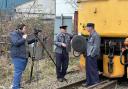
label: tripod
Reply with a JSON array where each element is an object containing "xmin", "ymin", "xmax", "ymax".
[
  {"xmin": 29, "ymin": 38, "xmax": 37, "ymax": 83},
  {"xmin": 29, "ymin": 33, "xmax": 57, "ymax": 83}
]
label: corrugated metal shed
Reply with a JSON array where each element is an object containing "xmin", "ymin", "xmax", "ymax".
[{"xmin": 0, "ymin": 0, "xmax": 32, "ymax": 10}]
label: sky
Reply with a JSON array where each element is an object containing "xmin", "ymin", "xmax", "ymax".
[{"xmin": 56, "ymin": 0, "xmax": 77, "ymax": 16}]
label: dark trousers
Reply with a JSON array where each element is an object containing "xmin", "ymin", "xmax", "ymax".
[
  {"xmin": 55, "ymin": 52, "xmax": 69, "ymax": 79},
  {"xmin": 86, "ymin": 56, "xmax": 99, "ymax": 85}
]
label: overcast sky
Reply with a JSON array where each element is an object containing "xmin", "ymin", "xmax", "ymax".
[{"xmin": 56, "ymin": 0, "xmax": 76, "ymax": 16}]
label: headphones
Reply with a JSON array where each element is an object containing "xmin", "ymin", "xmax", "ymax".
[{"xmin": 16, "ymin": 23, "xmax": 26, "ymax": 30}]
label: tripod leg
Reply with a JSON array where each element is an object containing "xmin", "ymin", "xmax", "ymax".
[
  {"xmin": 29, "ymin": 61, "xmax": 34, "ymax": 83},
  {"xmin": 36, "ymin": 35, "xmax": 57, "ymax": 67}
]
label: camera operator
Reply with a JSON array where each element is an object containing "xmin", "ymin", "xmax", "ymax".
[{"xmin": 10, "ymin": 23, "xmax": 36, "ymax": 89}]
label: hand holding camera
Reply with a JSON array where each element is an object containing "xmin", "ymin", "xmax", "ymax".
[{"xmin": 23, "ymin": 34, "xmax": 27, "ymax": 39}]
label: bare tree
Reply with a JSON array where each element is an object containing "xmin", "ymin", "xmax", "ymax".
[{"xmin": 64, "ymin": 0, "xmax": 78, "ymax": 10}]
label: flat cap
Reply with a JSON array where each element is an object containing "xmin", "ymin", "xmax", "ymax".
[
  {"xmin": 86, "ymin": 23, "xmax": 95, "ymax": 28},
  {"xmin": 60, "ymin": 25, "xmax": 68, "ymax": 29}
]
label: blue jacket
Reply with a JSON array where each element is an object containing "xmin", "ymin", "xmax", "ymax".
[{"xmin": 10, "ymin": 30, "xmax": 35, "ymax": 59}]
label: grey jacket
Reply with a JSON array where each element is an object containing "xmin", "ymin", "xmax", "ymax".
[
  {"xmin": 55, "ymin": 32, "xmax": 72, "ymax": 54},
  {"xmin": 87, "ymin": 31, "xmax": 101, "ymax": 57}
]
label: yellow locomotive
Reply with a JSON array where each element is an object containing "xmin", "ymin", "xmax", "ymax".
[{"xmin": 74, "ymin": 0, "xmax": 128, "ymax": 79}]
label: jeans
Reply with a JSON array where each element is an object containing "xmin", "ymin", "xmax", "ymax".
[{"xmin": 12, "ymin": 57, "xmax": 28, "ymax": 89}]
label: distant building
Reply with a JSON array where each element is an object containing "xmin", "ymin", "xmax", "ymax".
[
  {"xmin": 0, "ymin": 0, "xmax": 32, "ymax": 21},
  {"xmin": 0, "ymin": 0, "xmax": 32, "ymax": 13},
  {"xmin": 14, "ymin": 0, "xmax": 55, "ymax": 20}
]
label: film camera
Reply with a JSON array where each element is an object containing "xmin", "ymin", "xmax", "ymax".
[{"xmin": 33, "ymin": 28, "xmax": 42, "ymax": 35}]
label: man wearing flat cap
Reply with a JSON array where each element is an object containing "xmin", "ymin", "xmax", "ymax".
[
  {"xmin": 83, "ymin": 23, "xmax": 101, "ymax": 86},
  {"xmin": 54, "ymin": 25, "xmax": 72, "ymax": 82}
]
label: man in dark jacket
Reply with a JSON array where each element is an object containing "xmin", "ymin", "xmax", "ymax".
[
  {"xmin": 83, "ymin": 23, "xmax": 101, "ymax": 86},
  {"xmin": 55, "ymin": 26, "xmax": 72, "ymax": 82},
  {"xmin": 10, "ymin": 23, "xmax": 35, "ymax": 89}
]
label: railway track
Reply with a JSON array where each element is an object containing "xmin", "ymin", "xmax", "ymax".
[
  {"xmin": 87, "ymin": 80, "xmax": 117, "ymax": 89},
  {"xmin": 57, "ymin": 79, "xmax": 117, "ymax": 89}
]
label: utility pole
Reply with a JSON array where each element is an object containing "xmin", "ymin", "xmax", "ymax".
[
  {"xmin": 55, "ymin": 0, "xmax": 56, "ymax": 16},
  {"xmin": 5, "ymin": 0, "xmax": 7, "ymax": 9},
  {"xmin": 5, "ymin": 0, "xmax": 7, "ymax": 14},
  {"xmin": 5, "ymin": 0, "xmax": 7, "ymax": 21}
]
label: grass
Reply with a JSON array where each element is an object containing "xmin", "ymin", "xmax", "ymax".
[{"xmin": 0, "ymin": 56, "xmax": 80, "ymax": 89}]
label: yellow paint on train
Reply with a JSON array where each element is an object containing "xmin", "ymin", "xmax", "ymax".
[{"xmin": 78, "ymin": 0, "xmax": 128, "ymax": 37}]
